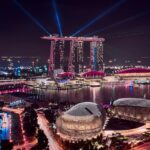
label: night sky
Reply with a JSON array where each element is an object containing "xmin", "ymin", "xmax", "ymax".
[{"xmin": 0, "ymin": 0, "xmax": 150, "ymax": 64}]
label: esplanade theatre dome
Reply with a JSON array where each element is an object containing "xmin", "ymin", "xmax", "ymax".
[
  {"xmin": 56, "ymin": 102, "xmax": 106, "ymax": 141},
  {"xmin": 111, "ymin": 98, "xmax": 150, "ymax": 123}
]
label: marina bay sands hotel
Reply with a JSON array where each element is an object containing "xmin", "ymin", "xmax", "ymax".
[{"xmin": 42, "ymin": 35, "xmax": 105, "ymax": 74}]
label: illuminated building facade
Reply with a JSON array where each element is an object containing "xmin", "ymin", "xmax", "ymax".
[
  {"xmin": 82, "ymin": 70, "xmax": 105, "ymax": 78},
  {"xmin": 56, "ymin": 102, "xmax": 106, "ymax": 142},
  {"xmin": 115, "ymin": 68, "xmax": 150, "ymax": 79},
  {"xmin": 42, "ymin": 36, "xmax": 105, "ymax": 76},
  {"xmin": 72, "ymin": 41, "xmax": 84, "ymax": 73},
  {"xmin": 54, "ymin": 40, "xmax": 65, "ymax": 69},
  {"xmin": 89, "ymin": 40, "xmax": 103, "ymax": 71},
  {"xmin": 111, "ymin": 98, "xmax": 150, "ymax": 127}
]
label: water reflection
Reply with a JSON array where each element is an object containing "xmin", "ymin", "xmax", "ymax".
[{"xmin": 32, "ymin": 84, "xmax": 150, "ymax": 107}]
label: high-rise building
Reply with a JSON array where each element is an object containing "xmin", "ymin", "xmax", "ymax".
[
  {"xmin": 42, "ymin": 36, "xmax": 105, "ymax": 75},
  {"xmin": 72, "ymin": 41, "xmax": 84, "ymax": 73},
  {"xmin": 54, "ymin": 40, "xmax": 65, "ymax": 69},
  {"xmin": 96, "ymin": 41, "xmax": 104, "ymax": 71},
  {"xmin": 89, "ymin": 41, "xmax": 104, "ymax": 71}
]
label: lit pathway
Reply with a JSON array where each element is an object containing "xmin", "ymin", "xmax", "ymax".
[
  {"xmin": 2, "ymin": 106, "xmax": 23, "ymax": 114},
  {"xmin": 132, "ymin": 142, "xmax": 150, "ymax": 150},
  {"xmin": 13, "ymin": 139, "xmax": 37, "ymax": 150},
  {"xmin": 37, "ymin": 113, "xmax": 63, "ymax": 150},
  {"xmin": 0, "ymin": 80, "xmax": 26, "ymax": 86}
]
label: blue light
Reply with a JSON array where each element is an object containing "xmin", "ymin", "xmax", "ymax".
[
  {"xmin": 15, "ymin": 67, "xmax": 21, "ymax": 76},
  {"xmin": 57, "ymin": 79, "xmax": 69, "ymax": 84},
  {"xmin": 0, "ymin": 113, "xmax": 10, "ymax": 140},
  {"xmin": 52, "ymin": 0, "xmax": 63, "ymax": 36},
  {"xmin": 129, "ymin": 84, "xmax": 133, "ymax": 95},
  {"xmin": 71, "ymin": 0, "xmax": 126, "ymax": 36},
  {"xmin": 86, "ymin": 10, "xmax": 150, "ymax": 36},
  {"xmin": 14, "ymin": 0, "xmax": 51, "ymax": 35}
]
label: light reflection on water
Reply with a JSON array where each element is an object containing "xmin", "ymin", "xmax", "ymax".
[{"xmin": 32, "ymin": 84, "xmax": 150, "ymax": 106}]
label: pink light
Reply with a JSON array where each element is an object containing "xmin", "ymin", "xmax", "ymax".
[
  {"xmin": 42, "ymin": 36, "xmax": 105, "ymax": 42},
  {"xmin": 57, "ymin": 72, "xmax": 75, "ymax": 78},
  {"xmin": 82, "ymin": 70, "xmax": 105, "ymax": 77},
  {"xmin": 116, "ymin": 67, "xmax": 150, "ymax": 74},
  {"xmin": 0, "ymin": 88, "xmax": 30, "ymax": 95}
]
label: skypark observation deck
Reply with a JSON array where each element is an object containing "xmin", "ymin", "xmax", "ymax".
[{"xmin": 42, "ymin": 36, "xmax": 105, "ymax": 42}]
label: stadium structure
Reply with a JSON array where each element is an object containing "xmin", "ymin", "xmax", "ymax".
[
  {"xmin": 111, "ymin": 98, "xmax": 150, "ymax": 128},
  {"xmin": 56, "ymin": 102, "xmax": 106, "ymax": 142}
]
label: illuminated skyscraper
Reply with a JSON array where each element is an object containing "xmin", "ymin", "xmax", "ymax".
[
  {"xmin": 54, "ymin": 40, "xmax": 65, "ymax": 69},
  {"xmin": 96, "ymin": 41, "xmax": 104, "ymax": 71},
  {"xmin": 42, "ymin": 36, "xmax": 104, "ymax": 76},
  {"xmin": 90, "ymin": 40, "xmax": 104, "ymax": 71},
  {"xmin": 72, "ymin": 41, "xmax": 84, "ymax": 73}
]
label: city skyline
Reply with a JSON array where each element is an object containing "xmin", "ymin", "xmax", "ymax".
[
  {"xmin": 0, "ymin": 0, "xmax": 150, "ymax": 64},
  {"xmin": 1, "ymin": 1, "xmax": 150, "ymax": 149}
]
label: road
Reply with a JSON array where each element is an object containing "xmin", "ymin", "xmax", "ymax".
[
  {"xmin": 13, "ymin": 139, "xmax": 37, "ymax": 150},
  {"xmin": 37, "ymin": 113, "xmax": 63, "ymax": 150},
  {"xmin": 2, "ymin": 106, "xmax": 37, "ymax": 150},
  {"xmin": 3, "ymin": 106, "xmax": 63, "ymax": 150},
  {"xmin": 132, "ymin": 142, "xmax": 150, "ymax": 150}
]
